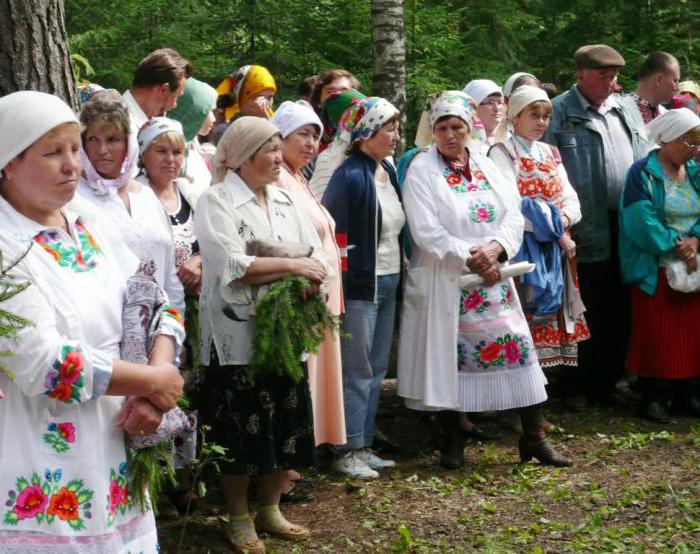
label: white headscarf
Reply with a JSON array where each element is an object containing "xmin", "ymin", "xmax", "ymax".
[
  {"xmin": 270, "ymin": 101, "xmax": 322, "ymax": 138},
  {"xmin": 506, "ymin": 85, "xmax": 550, "ymax": 120},
  {"xmin": 646, "ymin": 108, "xmax": 700, "ymax": 145},
  {"xmin": 502, "ymin": 72, "xmax": 537, "ymax": 98},
  {"xmin": 414, "ymin": 91, "xmax": 475, "ymax": 148},
  {"xmin": 80, "ymin": 99, "xmax": 140, "ymax": 197},
  {"xmin": 137, "ymin": 117, "xmax": 185, "ymax": 155},
  {"xmin": 462, "ymin": 79, "xmax": 502, "ymax": 105},
  {"xmin": 0, "ymin": 91, "xmax": 78, "ymax": 173}
]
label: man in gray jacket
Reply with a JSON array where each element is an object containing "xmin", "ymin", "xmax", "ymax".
[{"xmin": 544, "ymin": 44, "xmax": 646, "ymax": 407}]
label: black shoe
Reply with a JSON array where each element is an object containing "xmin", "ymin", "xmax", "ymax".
[
  {"xmin": 518, "ymin": 437, "xmax": 572, "ymax": 467},
  {"xmin": 639, "ymin": 400, "xmax": 671, "ymax": 424},
  {"xmin": 463, "ymin": 426, "xmax": 502, "ymax": 442},
  {"xmin": 671, "ymin": 396, "xmax": 700, "ymax": 418},
  {"xmin": 280, "ymin": 487, "xmax": 315, "ymax": 504}
]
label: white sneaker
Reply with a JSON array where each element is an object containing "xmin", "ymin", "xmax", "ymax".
[
  {"xmin": 332, "ymin": 451, "xmax": 379, "ymax": 479},
  {"xmin": 357, "ymin": 448, "xmax": 396, "ymax": 469}
]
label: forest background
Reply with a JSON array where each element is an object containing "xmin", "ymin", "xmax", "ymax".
[{"xmin": 66, "ymin": 0, "xmax": 700, "ymax": 142}]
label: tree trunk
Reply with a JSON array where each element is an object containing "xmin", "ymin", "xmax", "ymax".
[
  {"xmin": 0, "ymin": 0, "xmax": 77, "ymax": 109},
  {"xmin": 371, "ymin": 0, "xmax": 406, "ymax": 154}
]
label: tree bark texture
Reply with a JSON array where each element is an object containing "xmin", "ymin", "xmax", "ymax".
[
  {"xmin": 0, "ymin": 0, "xmax": 77, "ymax": 108},
  {"xmin": 371, "ymin": 0, "xmax": 406, "ymax": 154}
]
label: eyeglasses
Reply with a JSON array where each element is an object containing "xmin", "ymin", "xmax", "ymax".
[
  {"xmin": 480, "ymin": 100, "xmax": 504, "ymax": 108},
  {"xmin": 682, "ymin": 140, "xmax": 700, "ymax": 151}
]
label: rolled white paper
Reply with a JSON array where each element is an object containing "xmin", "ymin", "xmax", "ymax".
[{"xmin": 459, "ymin": 261, "xmax": 536, "ymax": 289}]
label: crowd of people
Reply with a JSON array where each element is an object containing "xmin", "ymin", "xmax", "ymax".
[{"xmin": 1, "ymin": 43, "xmax": 699, "ymax": 553}]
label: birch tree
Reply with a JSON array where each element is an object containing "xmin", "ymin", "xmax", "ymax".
[{"xmin": 371, "ymin": 0, "xmax": 406, "ymax": 153}]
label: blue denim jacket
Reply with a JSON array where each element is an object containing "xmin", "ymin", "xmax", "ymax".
[{"xmin": 543, "ymin": 85, "xmax": 645, "ymax": 263}]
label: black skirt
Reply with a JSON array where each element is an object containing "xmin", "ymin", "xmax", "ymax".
[{"xmin": 199, "ymin": 349, "xmax": 316, "ymax": 476}]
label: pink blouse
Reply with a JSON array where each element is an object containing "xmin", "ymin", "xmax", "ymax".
[{"xmin": 275, "ymin": 164, "xmax": 344, "ymax": 316}]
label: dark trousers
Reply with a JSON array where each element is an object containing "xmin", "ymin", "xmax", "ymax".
[{"xmin": 563, "ymin": 212, "xmax": 629, "ymax": 401}]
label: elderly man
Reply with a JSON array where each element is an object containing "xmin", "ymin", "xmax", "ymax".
[
  {"xmin": 544, "ymin": 45, "xmax": 646, "ymax": 408},
  {"xmin": 620, "ymin": 51, "xmax": 680, "ymax": 151},
  {"xmin": 122, "ymin": 48, "xmax": 193, "ymax": 134}
]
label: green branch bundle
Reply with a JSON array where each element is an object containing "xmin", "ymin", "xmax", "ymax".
[
  {"xmin": 250, "ymin": 276, "xmax": 338, "ymax": 383},
  {"xmin": 0, "ymin": 248, "xmax": 33, "ymax": 381}
]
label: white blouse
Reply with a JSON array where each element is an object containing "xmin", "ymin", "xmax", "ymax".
[
  {"xmin": 194, "ymin": 170, "xmax": 328, "ymax": 366},
  {"xmin": 0, "ymin": 196, "xmax": 182, "ymax": 553},
  {"xmin": 73, "ymin": 178, "xmax": 186, "ymax": 317},
  {"xmin": 375, "ymin": 177, "xmax": 405, "ymax": 275}
]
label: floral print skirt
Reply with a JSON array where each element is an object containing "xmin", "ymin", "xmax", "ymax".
[
  {"xmin": 199, "ymin": 350, "xmax": 316, "ymax": 476},
  {"xmin": 455, "ymin": 279, "xmax": 548, "ymax": 412}
]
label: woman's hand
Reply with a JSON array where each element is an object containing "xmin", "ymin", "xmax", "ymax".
[
  {"xmin": 467, "ymin": 241, "xmax": 504, "ymax": 284},
  {"xmin": 302, "ymin": 282, "xmax": 321, "ymax": 301},
  {"xmin": 558, "ymin": 234, "xmax": 577, "ymax": 259},
  {"xmin": 290, "ymin": 258, "xmax": 326, "ymax": 284},
  {"xmin": 249, "ymin": 96, "xmax": 273, "ymax": 119},
  {"xmin": 116, "ymin": 397, "xmax": 163, "ymax": 435},
  {"xmin": 147, "ymin": 363, "xmax": 184, "ymax": 412},
  {"xmin": 676, "ymin": 237, "xmax": 699, "ymax": 263},
  {"xmin": 467, "ymin": 241, "xmax": 504, "ymax": 274},
  {"xmin": 0, "ymin": 387, "xmax": 4, "ymax": 400},
  {"xmin": 177, "ymin": 254, "xmax": 202, "ymax": 295}
]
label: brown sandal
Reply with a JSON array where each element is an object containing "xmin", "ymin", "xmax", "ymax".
[{"xmin": 254, "ymin": 518, "xmax": 310, "ymax": 542}]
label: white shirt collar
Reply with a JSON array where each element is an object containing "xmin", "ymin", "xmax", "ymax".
[
  {"xmin": 575, "ymin": 86, "xmax": 620, "ymax": 115},
  {"xmin": 122, "ymin": 90, "xmax": 149, "ymax": 128},
  {"xmin": 223, "ymin": 170, "xmax": 292, "ymax": 209}
]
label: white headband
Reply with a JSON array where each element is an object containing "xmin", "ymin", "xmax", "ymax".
[{"xmin": 137, "ymin": 117, "xmax": 185, "ymax": 155}]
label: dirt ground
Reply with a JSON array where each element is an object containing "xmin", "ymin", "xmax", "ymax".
[{"xmin": 158, "ymin": 380, "xmax": 700, "ymax": 553}]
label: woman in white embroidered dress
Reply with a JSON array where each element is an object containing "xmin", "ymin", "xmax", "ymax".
[
  {"xmin": 397, "ymin": 91, "xmax": 572, "ymax": 470},
  {"xmin": 73, "ymin": 98, "xmax": 185, "ymax": 316},
  {"xmin": 0, "ymin": 92, "xmax": 184, "ymax": 553}
]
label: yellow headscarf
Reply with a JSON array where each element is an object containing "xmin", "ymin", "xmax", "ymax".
[{"xmin": 216, "ymin": 64, "xmax": 277, "ymax": 121}]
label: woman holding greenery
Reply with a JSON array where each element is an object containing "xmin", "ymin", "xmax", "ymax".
[
  {"xmin": 195, "ymin": 116, "xmax": 328, "ymax": 553},
  {"xmin": 0, "ymin": 91, "xmax": 184, "ymax": 553}
]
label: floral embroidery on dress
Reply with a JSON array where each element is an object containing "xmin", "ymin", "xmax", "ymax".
[
  {"xmin": 472, "ymin": 334, "xmax": 530, "ymax": 368},
  {"xmin": 33, "ymin": 219, "xmax": 103, "ymax": 273},
  {"xmin": 460, "ymin": 288, "xmax": 491, "ymax": 315},
  {"xmin": 516, "ymin": 151, "xmax": 563, "ymax": 201},
  {"xmin": 469, "ymin": 202, "xmax": 496, "ymax": 223},
  {"xmin": 499, "ymin": 284, "xmax": 514, "ymax": 309},
  {"xmin": 457, "ymin": 342, "xmax": 467, "ymax": 366},
  {"xmin": 44, "ymin": 344, "xmax": 85, "ymax": 404},
  {"xmin": 43, "ymin": 422, "xmax": 76, "ymax": 453},
  {"xmin": 443, "ymin": 165, "xmax": 491, "ymax": 194},
  {"xmin": 162, "ymin": 303, "xmax": 184, "ymax": 326},
  {"xmin": 3, "ymin": 468, "xmax": 94, "ymax": 530},
  {"xmin": 106, "ymin": 463, "xmax": 131, "ymax": 527}
]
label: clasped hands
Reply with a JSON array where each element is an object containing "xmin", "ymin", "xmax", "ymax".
[
  {"xmin": 116, "ymin": 362, "xmax": 183, "ymax": 436},
  {"xmin": 467, "ymin": 241, "xmax": 504, "ymax": 286},
  {"xmin": 676, "ymin": 236, "xmax": 700, "ymax": 273}
]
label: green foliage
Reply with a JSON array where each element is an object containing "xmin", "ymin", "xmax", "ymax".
[
  {"xmin": 127, "ymin": 443, "xmax": 176, "ymax": 514},
  {"xmin": 0, "ymin": 247, "xmax": 33, "ymax": 382},
  {"xmin": 250, "ymin": 275, "xmax": 338, "ymax": 383},
  {"xmin": 67, "ymin": 0, "xmax": 700, "ymax": 145}
]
